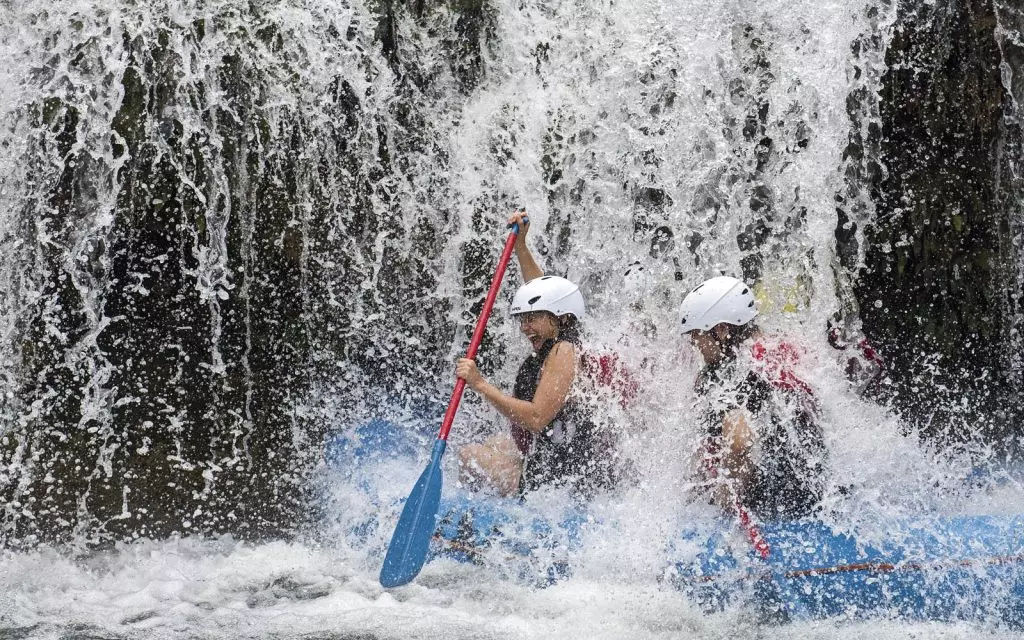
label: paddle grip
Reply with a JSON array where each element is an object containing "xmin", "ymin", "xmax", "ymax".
[{"xmin": 437, "ymin": 221, "xmax": 523, "ymax": 441}]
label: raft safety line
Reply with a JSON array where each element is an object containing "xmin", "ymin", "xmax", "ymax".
[
  {"xmin": 782, "ymin": 553, "xmax": 1024, "ymax": 579},
  {"xmin": 436, "ymin": 535, "xmax": 1024, "ymax": 584},
  {"xmin": 679, "ymin": 553, "xmax": 1024, "ymax": 584}
]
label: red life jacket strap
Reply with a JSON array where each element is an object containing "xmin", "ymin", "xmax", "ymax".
[
  {"xmin": 580, "ymin": 351, "xmax": 639, "ymax": 408},
  {"xmin": 751, "ymin": 340, "xmax": 815, "ymax": 397}
]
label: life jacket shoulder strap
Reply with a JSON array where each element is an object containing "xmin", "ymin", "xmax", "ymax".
[{"xmin": 579, "ymin": 350, "xmax": 639, "ymax": 408}]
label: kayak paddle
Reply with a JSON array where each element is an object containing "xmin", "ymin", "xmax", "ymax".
[{"xmin": 379, "ymin": 219, "xmax": 524, "ymax": 588}]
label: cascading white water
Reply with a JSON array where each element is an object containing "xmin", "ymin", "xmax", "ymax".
[
  {"xmin": 995, "ymin": 0, "xmax": 1024, "ymax": 388},
  {"xmin": 1, "ymin": 0, "xmax": 1022, "ymax": 637},
  {"xmin": 0, "ymin": 0, "xmax": 484, "ymax": 542}
]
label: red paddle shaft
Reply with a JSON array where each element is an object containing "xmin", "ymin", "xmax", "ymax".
[
  {"xmin": 437, "ymin": 226, "xmax": 521, "ymax": 441},
  {"xmin": 737, "ymin": 501, "xmax": 771, "ymax": 560},
  {"xmin": 702, "ymin": 443, "xmax": 771, "ymax": 559}
]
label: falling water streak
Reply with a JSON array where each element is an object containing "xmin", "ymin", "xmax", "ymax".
[
  {"xmin": 994, "ymin": 0, "xmax": 1024, "ymax": 391},
  {"xmin": 830, "ymin": 2, "xmax": 894, "ymax": 321}
]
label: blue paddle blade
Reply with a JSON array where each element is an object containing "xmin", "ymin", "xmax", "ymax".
[{"xmin": 379, "ymin": 439, "xmax": 447, "ymax": 588}]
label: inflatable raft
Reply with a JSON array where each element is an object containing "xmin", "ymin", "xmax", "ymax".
[{"xmin": 328, "ymin": 418, "xmax": 1024, "ymax": 624}]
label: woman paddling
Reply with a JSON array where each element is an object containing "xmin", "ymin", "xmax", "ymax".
[
  {"xmin": 680, "ymin": 275, "xmax": 827, "ymax": 520},
  {"xmin": 456, "ymin": 212, "xmax": 620, "ymax": 499}
]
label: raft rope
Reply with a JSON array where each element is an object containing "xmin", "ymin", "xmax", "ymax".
[
  {"xmin": 782, "ymin": 553, "xmax": 1024, "ymax": 579},
  {"xmin": 678, "ymin": 553, "xmax": 1024, "ymax": 584},
  {"xmin": 435, "ymin": 532, "xmax": 1024, "ymax": 584}
]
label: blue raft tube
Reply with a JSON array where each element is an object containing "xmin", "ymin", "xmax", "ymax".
[{"xmin": 327, "ymin": 418, "xmax": 1024, "ymax": 625}]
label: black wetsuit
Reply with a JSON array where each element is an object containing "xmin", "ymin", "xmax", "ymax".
[
  {"xmin": 696, "ymin": 343, "xmax": 827, "ymax": 520},
  {"xmin": 510, "ymin": 339, "xmax": 616, "ymax": 499}
]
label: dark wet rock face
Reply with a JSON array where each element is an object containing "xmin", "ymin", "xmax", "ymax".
[{"xmin": 852, "ymin": 0, "xmax": 1024, "ymax": 443}]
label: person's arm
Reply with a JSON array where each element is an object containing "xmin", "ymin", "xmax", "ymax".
[
  {"xmin": 713, "ymin": 408, "xmax": 755, "ymax": 509},
  {"xmin": 508, "ymin": 211, "xmax": 543, "ymax": 282},
  {"xmin": 456, "ymin": 343, "xmax": 576, "ymax": 433}
]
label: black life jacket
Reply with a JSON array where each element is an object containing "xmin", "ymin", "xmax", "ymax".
[
  {"xmin": 510, "ymin": 338, "xmax": 614, "ymax": 498},
  {"xmin": 696, "ymin": 340, "xmax": 827, "ymax": 520}
]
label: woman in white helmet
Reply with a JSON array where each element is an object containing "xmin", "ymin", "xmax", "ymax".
[
  {"xmin": 681, "ymin": 275, "xmax": 827, "ymax": 520},
  {"xmin": 455, "ymin": 212, "xmax": 618, "ymax": 499}
]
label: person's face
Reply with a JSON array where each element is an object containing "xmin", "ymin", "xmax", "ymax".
[
  {"xmin": 517, "ymin": 311, "xmax": 560, "ymax": 352},
  {"xmin": 689, "ymin": 326, "xmax": 726, "ymax": 364}
]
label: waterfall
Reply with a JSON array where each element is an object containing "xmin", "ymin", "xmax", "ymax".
[
  {"xmin": 3, "ymin": 1, "xmax": 1024, "ymax": 638},
  {"xmin": 0, "ymin": 0, "xmax": 475, "ymax": 544},
  {"xmin": 0, "ymin": 0, "xmax": 1018, "ymax": 547}
]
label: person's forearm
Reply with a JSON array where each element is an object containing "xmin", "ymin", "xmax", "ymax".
[
  {"xmin": 515, "ymin": 243, "xmax": 544, "ymax": 281},
  {"xmin": 473, "ymin": 380, "xmax": 549, "ymax": 432}
]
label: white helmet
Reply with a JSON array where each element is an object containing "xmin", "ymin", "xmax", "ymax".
[
  {"xmin": 679, "ymin": 275, "xmax": 758, "ymax": 333},
  {"xmin": 510, "ymin": 276, "xmax": 586, "ymax": 319}
]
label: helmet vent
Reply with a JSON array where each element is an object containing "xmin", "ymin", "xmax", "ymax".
[
  {"xmin": 528, "ymin": 295, "xmax": 541, "ymax": 304},
  {"xmin": 748, "ymin": 301, "xmax": 754, "ymax": 307},
  {"xmin": 741, "ymin": 288, "xmax": 749, "ymax": 295}
]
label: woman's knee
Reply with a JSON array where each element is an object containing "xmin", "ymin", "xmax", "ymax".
[
  {"xmin": 459, "ymin": 443, "xmax": 483, "ymax": 466},
  {"xmin": 458, "ymin": 438, "xmax": 522, "ymax": 496}
]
